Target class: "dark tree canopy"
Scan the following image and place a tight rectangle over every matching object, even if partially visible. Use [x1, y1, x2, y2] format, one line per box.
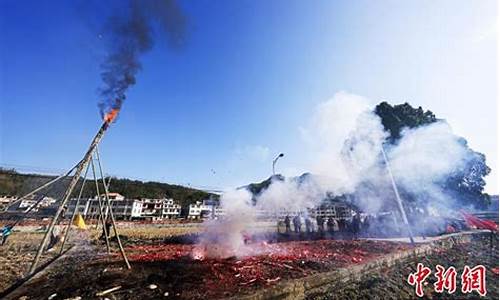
[443, 150, 491, 209]
[375, 102, 437, 142]
[374, 102, 491, 209]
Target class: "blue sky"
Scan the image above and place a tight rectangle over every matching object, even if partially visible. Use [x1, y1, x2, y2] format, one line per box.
[0, 0, 497, 193]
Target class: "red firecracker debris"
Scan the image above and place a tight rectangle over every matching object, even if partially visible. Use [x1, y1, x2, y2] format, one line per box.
[123, 239, 410, 297]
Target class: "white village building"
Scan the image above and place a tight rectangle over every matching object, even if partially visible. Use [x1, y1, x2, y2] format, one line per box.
[188, 199, 224, 219]
[65, 194, 181, 221]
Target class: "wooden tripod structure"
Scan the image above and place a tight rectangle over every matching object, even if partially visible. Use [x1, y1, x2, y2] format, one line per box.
[21, 119, 130, 275]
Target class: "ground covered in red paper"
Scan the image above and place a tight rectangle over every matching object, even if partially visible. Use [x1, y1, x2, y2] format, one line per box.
[3, 239, 410, 299]
[126, 239, 410, 292]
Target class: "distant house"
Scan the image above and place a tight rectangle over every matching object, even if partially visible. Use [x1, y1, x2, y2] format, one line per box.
[102, 193, 125, 201]
[18, 196, 56, 212]
[140, 198, 181, 220]
[65, 193, 142, 220]
[108, 199, 143, 220]
[140, 198, 164, 221]
[162, 198, 182, 219]
[187, 201, 206, 219]
[188, 199, 224, 219]
[312, 203, 354, 219]
[0, 195, 18, 210]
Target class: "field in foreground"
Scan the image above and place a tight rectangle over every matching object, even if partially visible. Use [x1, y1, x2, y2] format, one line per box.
[2, 234, 408, 299]
[0, 224, 203, 295]
[309, 234, 499, 300]
[1, 226, 498, 300]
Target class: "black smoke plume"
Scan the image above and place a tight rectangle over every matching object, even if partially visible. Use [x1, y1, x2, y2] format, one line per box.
[98, 0, 186, 117]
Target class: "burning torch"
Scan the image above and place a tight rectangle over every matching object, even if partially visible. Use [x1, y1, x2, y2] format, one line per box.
[29, 109, 125, 274]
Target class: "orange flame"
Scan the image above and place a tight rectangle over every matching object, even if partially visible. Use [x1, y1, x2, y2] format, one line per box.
[104, 108, 119, 124]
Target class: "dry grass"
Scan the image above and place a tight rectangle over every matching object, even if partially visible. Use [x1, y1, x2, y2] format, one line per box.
[0, 232, 55, 293]
[116, 226, 202, 239]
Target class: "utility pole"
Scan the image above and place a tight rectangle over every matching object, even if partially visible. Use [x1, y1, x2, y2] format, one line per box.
[381, 146, 415, 245]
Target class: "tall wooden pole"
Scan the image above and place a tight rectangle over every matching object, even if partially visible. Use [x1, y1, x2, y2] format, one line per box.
[59, 163, 90, 255]
[29, 121, 112, 274]
[381, 146, 415, 245]
[95, 146, 131, 269]
[91, 157, 111, 253]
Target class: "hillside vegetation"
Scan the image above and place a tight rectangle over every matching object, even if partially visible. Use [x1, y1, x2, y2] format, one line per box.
[0, 168, 215, 208]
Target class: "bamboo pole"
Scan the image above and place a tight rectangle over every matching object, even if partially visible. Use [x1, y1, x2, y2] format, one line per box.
[90, 177, 111, 223]
[91, 156, 111, 253]
[381, 146, 415, 245]
[95, 146, 131, 269]
[103, 176, 113, 221]
[59, 163, 90, 255]
[91, 160, 101, 228]
[29, 121, 112, 274]
[90, 176, 112, 223]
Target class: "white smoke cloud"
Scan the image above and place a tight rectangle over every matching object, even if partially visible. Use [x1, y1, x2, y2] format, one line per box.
[196, 91, 476, 258]
[258, 177, 325, 213]
[194, 189, 256, 258]
[301, 91, 388, 196]
[389, 122, 467, 185]
[387, 121, 469, 213]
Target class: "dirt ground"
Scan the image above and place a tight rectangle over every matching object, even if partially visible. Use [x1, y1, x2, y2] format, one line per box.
[2, 227, 498, 300]
[2, 232, 409, 300]
[309, 233, 499, 300]
[0, 232, 60, 293]
[0, 224, 202, 296]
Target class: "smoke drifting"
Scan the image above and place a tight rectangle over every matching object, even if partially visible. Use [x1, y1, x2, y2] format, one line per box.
[387, 122, 469, 213]
[196, 92, 477, 258]
[98, 0, 186, 117]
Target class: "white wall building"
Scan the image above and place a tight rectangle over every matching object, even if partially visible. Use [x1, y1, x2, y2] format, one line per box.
[65, 193, 142, 220]
[0, 195, 18, 209]
[132, 198, 182, 220]
[162, 198, 181, 219]
[188, 199, 224, 219]
[18, 196, 56, 211]
[103, 193, 125, 201]
[188, 201, 208, 219]
[140, 198, 164, 221]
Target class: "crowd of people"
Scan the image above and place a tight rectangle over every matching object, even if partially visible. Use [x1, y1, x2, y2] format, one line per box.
[279, 213, 370, 239]
[278, 211, 475, 240]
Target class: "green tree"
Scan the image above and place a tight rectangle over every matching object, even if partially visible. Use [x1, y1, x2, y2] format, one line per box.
[375, 102, 490, 209]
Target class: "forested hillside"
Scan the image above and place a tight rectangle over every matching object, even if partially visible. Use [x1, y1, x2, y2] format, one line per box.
[0, 168, 215, 208]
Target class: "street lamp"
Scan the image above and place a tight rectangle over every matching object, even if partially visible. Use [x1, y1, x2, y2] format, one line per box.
[272, 153, 284, 176]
